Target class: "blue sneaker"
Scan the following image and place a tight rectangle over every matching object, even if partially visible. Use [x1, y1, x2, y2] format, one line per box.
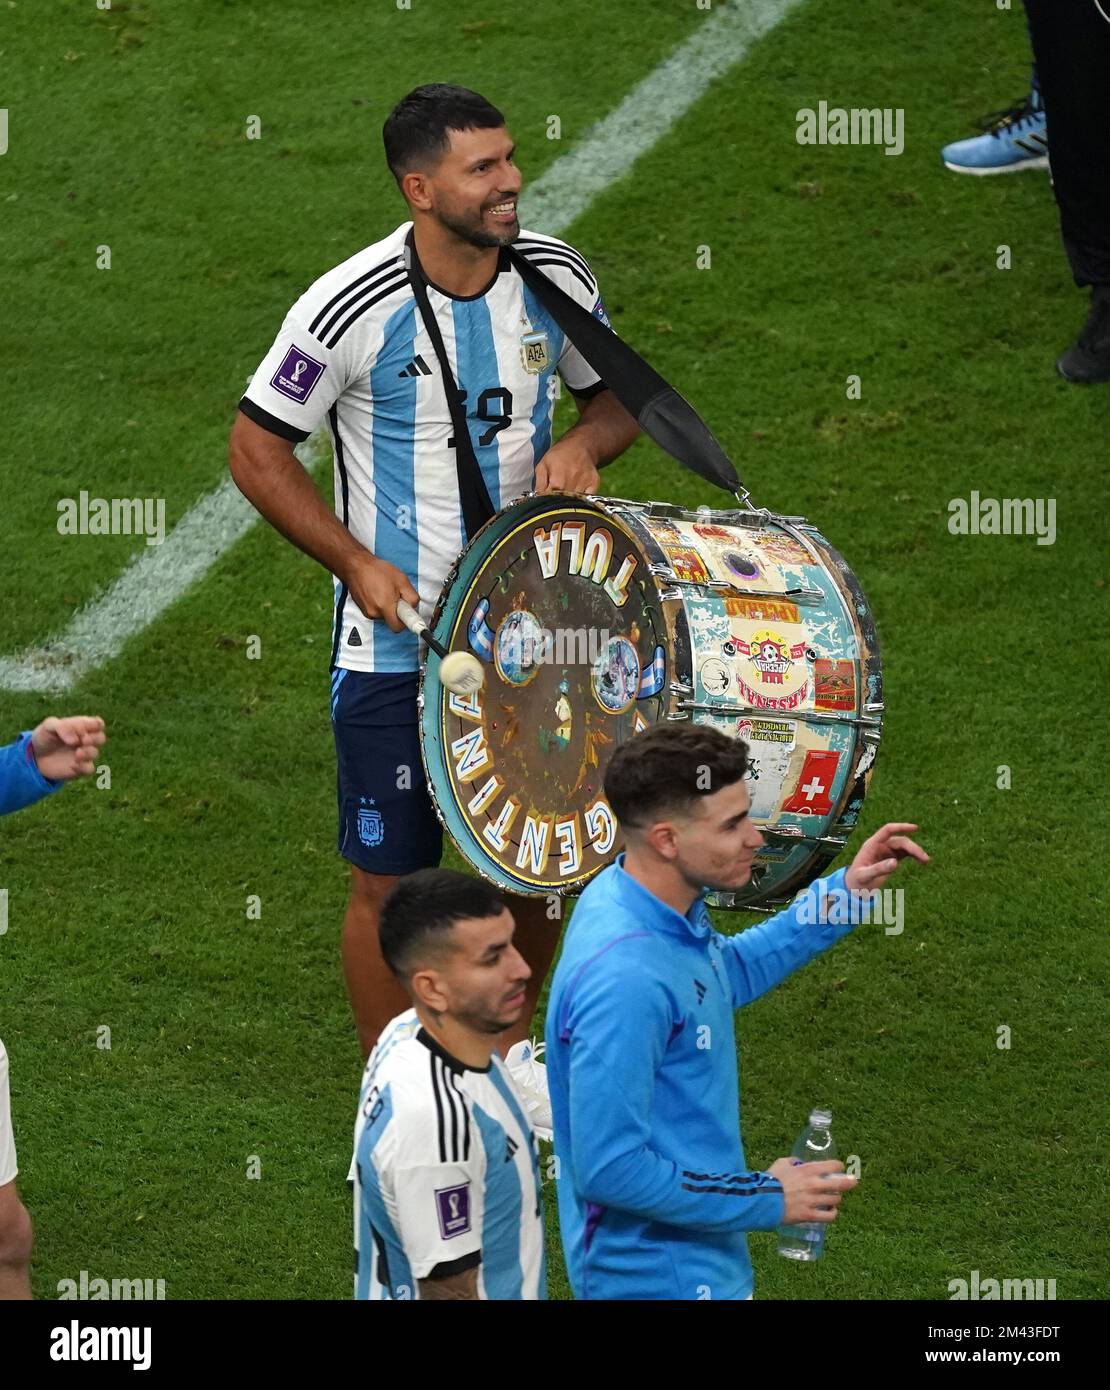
[941, 89, 1048, 175]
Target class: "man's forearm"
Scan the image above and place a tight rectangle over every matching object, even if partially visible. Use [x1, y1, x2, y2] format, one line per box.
[229, 434, 368, 582]
[721, 867, 856, 1007]
[563, 388, 640, 467]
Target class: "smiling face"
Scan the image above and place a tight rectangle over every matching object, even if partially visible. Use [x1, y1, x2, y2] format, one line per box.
[650, 777, 766, 895]
[412, 906, 532, 1035]
[405, 126, 522, 248]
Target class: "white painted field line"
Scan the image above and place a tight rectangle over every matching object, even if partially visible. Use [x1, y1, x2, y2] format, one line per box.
[0, 0, 803, 694]
[522, 0, 805, 231]
[0, 440, 326, 694]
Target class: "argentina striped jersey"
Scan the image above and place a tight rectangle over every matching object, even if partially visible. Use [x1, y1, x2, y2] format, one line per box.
[352, 1008, 545, 1300]
[239, 221, 609, 673]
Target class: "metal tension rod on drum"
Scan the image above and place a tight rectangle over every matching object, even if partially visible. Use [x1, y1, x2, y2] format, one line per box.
[676, 700, 884, 730]
[650, 570, 827, 606]
[611, 497, 813, 529]
[759, 829, 850, 850]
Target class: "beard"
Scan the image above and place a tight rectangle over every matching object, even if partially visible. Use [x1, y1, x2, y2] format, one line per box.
[437, 201, 520, 249]
[453, 993, 524, 1036]
[678, 855, 753, 895]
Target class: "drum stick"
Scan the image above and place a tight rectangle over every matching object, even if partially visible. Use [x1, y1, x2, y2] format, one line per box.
[396, 600, 485, 696]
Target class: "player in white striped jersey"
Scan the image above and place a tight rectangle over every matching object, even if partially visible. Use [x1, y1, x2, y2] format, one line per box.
[229, 85, 640, 1062]
[237, 212, 606, 671]
[353, 870, 544, 1300]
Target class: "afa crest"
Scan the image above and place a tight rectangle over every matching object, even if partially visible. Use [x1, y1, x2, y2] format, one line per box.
[520, 329, 550, 375]
[357, 800, 384, 848]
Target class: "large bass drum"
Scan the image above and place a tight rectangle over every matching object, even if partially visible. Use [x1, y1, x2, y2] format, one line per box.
[418, 494, 882, 909]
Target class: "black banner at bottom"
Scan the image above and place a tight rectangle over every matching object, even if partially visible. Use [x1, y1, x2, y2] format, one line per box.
[1, 1297, 1094, 1375]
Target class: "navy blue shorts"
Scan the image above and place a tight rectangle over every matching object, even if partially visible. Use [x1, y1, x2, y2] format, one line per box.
[331, 670, 443, 876]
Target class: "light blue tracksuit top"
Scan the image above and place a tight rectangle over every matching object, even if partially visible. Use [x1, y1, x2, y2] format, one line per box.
[545, 853, 856, 1300]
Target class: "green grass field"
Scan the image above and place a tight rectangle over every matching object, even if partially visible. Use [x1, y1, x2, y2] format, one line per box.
[2, 0, 1107, 1300]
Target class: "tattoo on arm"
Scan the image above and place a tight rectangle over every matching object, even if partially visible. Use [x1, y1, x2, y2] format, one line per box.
[418, 1265, 480, 1300]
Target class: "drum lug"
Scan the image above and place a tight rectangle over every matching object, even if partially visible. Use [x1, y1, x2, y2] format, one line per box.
[664, 710, 691, 721]
[668, 680, 694, 696]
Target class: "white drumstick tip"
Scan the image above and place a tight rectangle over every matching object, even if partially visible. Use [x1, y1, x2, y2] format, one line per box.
[439, 650, 485, 696]
[396, 599, 484, 695]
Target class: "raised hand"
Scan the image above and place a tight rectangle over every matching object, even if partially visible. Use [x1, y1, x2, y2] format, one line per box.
[844, 822, 930, 894]
[30, 716, 106, 782]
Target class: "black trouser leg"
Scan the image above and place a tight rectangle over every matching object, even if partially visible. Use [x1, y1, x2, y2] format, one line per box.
[1023, 0, 1110, 288]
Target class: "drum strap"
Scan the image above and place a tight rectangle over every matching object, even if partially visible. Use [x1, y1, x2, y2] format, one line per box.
[505, 245, 742, 497]
[403, 227, 743, 533]
[403, 229, 497, 542]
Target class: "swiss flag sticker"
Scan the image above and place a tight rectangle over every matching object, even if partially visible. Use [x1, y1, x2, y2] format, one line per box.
[782, 750, 841, 816]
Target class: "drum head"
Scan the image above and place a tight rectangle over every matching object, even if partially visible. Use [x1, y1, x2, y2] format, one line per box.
[420, 496, 668, 895]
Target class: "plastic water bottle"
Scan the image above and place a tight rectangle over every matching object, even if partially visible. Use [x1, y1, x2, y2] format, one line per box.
[777, 1107, 837, 1262]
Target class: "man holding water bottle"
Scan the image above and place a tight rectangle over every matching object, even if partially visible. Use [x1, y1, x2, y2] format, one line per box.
[544, 723, 929, 1301]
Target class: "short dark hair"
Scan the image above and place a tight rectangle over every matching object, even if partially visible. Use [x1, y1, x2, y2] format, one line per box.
[379, 868, 506, 979]
[603, 723, 750, 830]
[382, 84, 506, 186]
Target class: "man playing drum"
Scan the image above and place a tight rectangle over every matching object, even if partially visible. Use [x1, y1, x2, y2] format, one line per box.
[227, 84, 640, 1102]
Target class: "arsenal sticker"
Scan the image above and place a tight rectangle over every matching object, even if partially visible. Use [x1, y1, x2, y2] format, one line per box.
[727, 629, 807, 686]
[782, 750, 841, 816]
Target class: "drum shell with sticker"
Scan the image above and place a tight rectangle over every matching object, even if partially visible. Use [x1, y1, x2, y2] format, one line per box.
[418, 493, 882, 909]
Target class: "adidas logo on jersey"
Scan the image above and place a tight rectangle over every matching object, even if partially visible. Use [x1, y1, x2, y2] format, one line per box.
[505, 1135, 519, 1163]
[398, 354, 433, 379]
[694, 978, 707, 1004]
